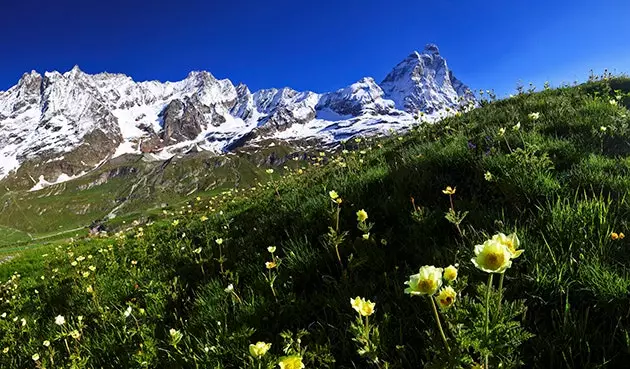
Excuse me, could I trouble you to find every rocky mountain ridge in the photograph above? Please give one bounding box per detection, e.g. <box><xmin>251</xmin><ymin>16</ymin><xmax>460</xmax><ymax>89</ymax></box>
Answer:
<box><xmin>0</xmin><ymin>44</ymin><xmax>476</xmax><ymax>189</ymax></box>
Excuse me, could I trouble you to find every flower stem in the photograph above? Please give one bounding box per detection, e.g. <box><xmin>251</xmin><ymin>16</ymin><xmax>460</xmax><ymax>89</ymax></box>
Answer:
<box><xmin>335</xmin><ymin>244</ymin><xmax>342</xmax><ymax>267</ymax></box>
<box><xmin>497</xmin><ymin>273</ymin><xmax>504</xmax><ymax>313</ymax></box>
<box><xmin>485</xmin><ymin>273</ymin><xmax>494</xmax><ymax>368</ymax></box>
<box><xmin>428</xmin><ymin>295</ymin><xmax>450</xmax><ymax>352</ymax></box>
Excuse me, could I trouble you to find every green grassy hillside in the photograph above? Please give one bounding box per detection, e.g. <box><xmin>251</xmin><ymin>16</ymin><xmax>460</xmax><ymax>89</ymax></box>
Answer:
<box><xmin>0</xmin><ymin>144</ymin><xmax>302</xmax><ymax>242</ymax></box>
<box><xmin>0</xmin><ymin>78</ymin><xmax>629</xmax><ymax>368</ymax></box>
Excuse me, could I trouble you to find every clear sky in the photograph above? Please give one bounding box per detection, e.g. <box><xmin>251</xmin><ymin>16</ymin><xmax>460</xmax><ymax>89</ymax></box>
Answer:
<box><xmin>1</xmin><ymin>0</ymin><xmax>629</xmax><ymax>97</ymax></box>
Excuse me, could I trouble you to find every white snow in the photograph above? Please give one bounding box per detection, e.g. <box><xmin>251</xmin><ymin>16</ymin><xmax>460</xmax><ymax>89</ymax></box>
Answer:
<box><xmin>28</xmin><ymin>172</ymin><xmax>87</xmax><ymax>192</ymax></box>
<box><xmin>0</xmin><ymin>45</ymin><xmax>476</xmax><ymax>183</ymax></box>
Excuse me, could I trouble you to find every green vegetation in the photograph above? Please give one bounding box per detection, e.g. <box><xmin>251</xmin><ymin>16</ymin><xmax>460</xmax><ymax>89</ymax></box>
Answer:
<box><xmin>0</xmin><ymin>78</ymin><xmax>629</xmax><ymax>368</ymax></box>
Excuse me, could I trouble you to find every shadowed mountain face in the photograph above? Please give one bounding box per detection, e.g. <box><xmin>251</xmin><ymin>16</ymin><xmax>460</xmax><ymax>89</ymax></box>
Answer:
<box><xmin>0</xmin><ymin>44</ymin><xmax>475</xmax><ymax>188</ymax></box>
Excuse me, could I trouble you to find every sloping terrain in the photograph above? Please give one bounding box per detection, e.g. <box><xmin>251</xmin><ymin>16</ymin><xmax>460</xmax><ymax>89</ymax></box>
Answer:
<box><xmin>0</xmin><ymin>78</ymin><xmax>628</xmax><ymax>368</ymax></box>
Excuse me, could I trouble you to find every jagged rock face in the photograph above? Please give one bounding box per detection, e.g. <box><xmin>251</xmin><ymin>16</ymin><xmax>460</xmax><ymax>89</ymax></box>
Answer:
<box><xmin>317</xmin><ymin>77</ymin><xmax>394</xmax><ymax>116</ymax></box>
<box><xmin>161</xmin><ymin>99</ymin><xmax>204</xmax><ymax>142</ymax></box>
<box><xmin>380</xmin><ymin>44</ymin><xmax>475</xmax><ymax>114</ymax></box>
<box><xmin>0</xmin><ymin>44</ymin><xmax>476</xmax><ymax>188</ymax></box>
<box><xmin>231</xmin><ymin>83</ymin><xmax>255</xmax><ymax>121</ymax></box>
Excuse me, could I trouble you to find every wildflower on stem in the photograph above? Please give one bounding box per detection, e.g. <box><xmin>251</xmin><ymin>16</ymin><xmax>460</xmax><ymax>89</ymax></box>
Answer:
<box><xmin>249</xmin><ymin>341</ymin><xmax>272</xmax><ymax>358</ymax></box>
<box><xmin>169</xmin><ymin>328</ymin><xmax>183</xmax><ymax>347</ymax></box>
<box><xmin>443</xmin><ymin>265</ymin><xmax>458</xmax><ymax>282</ymax></box>
<box><xmin>472</xmin><ymin>239</ymin><xmax>513</xmax><ymax>274</ymax></box>
<box><xmin>278</xmin><ymin>355</ymin><xmax>305</xmax><ymax>369</ymax></box>
<box><xmin>528</xmin><ymin>112</ymin><xmax>540</xmax><ymax>120</ymax></box>
<box><xmin>436</xmin><ymin>286</ymin><xmax>456</xmax><ymax>310</ymax></box>
<box><xmin>442</xmin><ymin>186</ymin><xmax>456</xmax><ymax>195</ymax></box>
<box><xmin>404</xmin><ymin>266</ymin><xmax>443</xmax><ymax>296</ymax></box>
<box><xmin>350</xmin><ymin>296</ymin><xmax>375</xmax><ymax>317</ymax></box>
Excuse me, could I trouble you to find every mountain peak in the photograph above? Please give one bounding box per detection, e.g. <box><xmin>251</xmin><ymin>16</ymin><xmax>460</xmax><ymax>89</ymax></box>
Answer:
<box><xmin>380</xmin><ymin>43</ymin><xmax>474</xmax><ymax>113</ymax></box>
<box><xmin>0</xmin><ymin>44</ymin><xmax>476</xmax><ymax>184</ymax></box>
<box><xmin>423</xmin><ymin>43</ymin><xmax>440</xmax><ymax>55</ymax></box>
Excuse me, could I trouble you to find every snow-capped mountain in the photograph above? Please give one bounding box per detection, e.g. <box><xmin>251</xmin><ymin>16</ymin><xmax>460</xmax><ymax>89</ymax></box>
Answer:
<box><xmin>0</xmin><ymin>44</ymin><xmax>475</xmax><ymax>187</ymax></box>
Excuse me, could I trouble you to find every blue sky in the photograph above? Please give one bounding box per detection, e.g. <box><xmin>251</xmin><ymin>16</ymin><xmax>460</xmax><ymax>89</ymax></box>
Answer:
<box><xmin>1</xmin><ymin>0</ymin><xmax>629</xmax><ymax>96</ymax></box>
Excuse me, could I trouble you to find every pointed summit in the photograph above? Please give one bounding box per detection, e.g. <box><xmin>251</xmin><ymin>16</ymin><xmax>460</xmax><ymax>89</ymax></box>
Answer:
<box><xmin>423</xmin><ymin>43</ymin><xmax>440</xmax><ymax>56</ymax></box>
<box><xmin>380</xmin><ymin>44</ymin><xmax>475</xmax><ymax>114</ymax></box>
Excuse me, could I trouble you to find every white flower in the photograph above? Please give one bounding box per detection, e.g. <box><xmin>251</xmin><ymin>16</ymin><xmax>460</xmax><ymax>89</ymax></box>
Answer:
<box><xmin>224</xmin><ymin>284</ymin><xmax>234</xmax><ymax>293</ymax></box>
<box><xmin>32</xmin><ymin>353</ymin><xmax>40</xmax><ymax>361</ymax></box>
<box><xmin>124</xmin><ymin>306</ymin><xmax>133</xmax><ymax>318</ymax></box>
<box><xmin>55</xmin><ymin>315</ymin><xmax>65</xmax><ymax>325</ymax></box>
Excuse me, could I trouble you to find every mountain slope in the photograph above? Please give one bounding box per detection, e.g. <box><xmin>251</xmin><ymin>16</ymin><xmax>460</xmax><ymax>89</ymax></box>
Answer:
<box><xmin>0</xmin><ymin>44</ymin><xmax>476</xmax><ymax>189</ymax></box>
<box><xmin>0</xmin><ymin>78</ymin><xmax>628</xmax><ymax>368</ymax></box>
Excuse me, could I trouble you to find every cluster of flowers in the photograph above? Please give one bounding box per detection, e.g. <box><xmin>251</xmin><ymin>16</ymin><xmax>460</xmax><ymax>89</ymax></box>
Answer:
<box><xmin>404</xmin><ymin>232</ymin><xmax>522</xmax><ymax>306</ymax></box>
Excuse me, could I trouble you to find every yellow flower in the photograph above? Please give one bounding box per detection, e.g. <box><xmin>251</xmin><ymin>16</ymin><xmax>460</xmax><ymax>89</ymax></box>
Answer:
<box><xmin>278</xmin><ymin>355</ymin><xmax>305</xmax><ymax>369</ymax></box>
<box><xmin>436</xmin><ymin>286</ymin><xmax>457</xmax><ymax>309</ymax></box>
<box><xmin>491</xmin><ymin>232</ymin><xmax>524</xmax><ymax>259</ymax></box>
<box><xmin>215</xmin><ymin>238</ymin><xmax>224</xmax><ymax>245</ymax></box>
<box><xmin>444</xmin><ymin>265</ymin><xmax>458</xmax><ymax>282</ymax></box>
<box><xmin>472</xmin><ymin>239</ymin><xmax>512</xmax><ymax>273</ymax></box>
<box><xmin>404</xmin><ymin>266</ymin><xmax>443</xmax><ymax>296</ymax></box>
<box><xmin>266</xmin><ymin>261</ymin><xmax>277</xmax><ymax>269</ymax></box>
<box><xmin>266</xmin><ymin>169</ymin><xmax>274</xmax><ymax>174</ymax></box>
<box><xmin>528</xmin><ymin>112</ymin><xmax>540</xmax><ymax>121</ymax></box>
<box><xmin>611</xmin><ymin>232</ymin><xmax>619</xmax><ymax>240</ymax></box>
<box><xmin>336</xmin><ymin>198</ymin><xmax>343</xmax><ymax>204</ymax></box>
<box><xmin>498</xmin><ymin>127</ymin><xmax>506</xmax><ymax>136</ymax></box>
<box><xmin>267</xmin><ymin>246</ymin><xmax>277</xmax><ymax>253</ymax></box>
<box><xmin>69</xmin><ymin>330</ymin><xmax>81</xmax><ymax>340</ymax></box>
<box><xmin>356</xmin><ymin>209</ymin><xmax>368</xmax><ymax>222</ymax></box>
<box><xmin>172</xmin><ymin>220</ymin><xmax>180</xmax><ymax>227</ymax></box>
<box><xmin>32</xmin><ymin>353</ymin><xmax>40</xmax><ymax>361</ymax></box>
<box><xmin>200</xmin><ymin>215</ymin><xmax>208</xmax><ymax>222</ymax></box>
<box><xmin>329</xmin><ymin>190</ymin><xmax>339</xmax><ymax>200</ymax></box>
<box><xmin>620</xmin><ymin>233</ymin><xmax>625</xmax><ymax>239</ymax></box>
<box><xmin>249</xmin><ymin>341</ymin><xmax>272</xmax><ymax>358</ymax></box>
<box><xmin>350</xmin><ymin>296</ymin><xmax>375</xmax><ymax>316</ymax></box>
<box><xmin>442</xmin><ymin>186</ymin><xmax>456</xmax><ymax>195</ymax></box>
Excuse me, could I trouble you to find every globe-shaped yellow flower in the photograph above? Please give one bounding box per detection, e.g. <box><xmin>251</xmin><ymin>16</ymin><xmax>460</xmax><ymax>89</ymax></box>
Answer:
<box><xmin>350</xmin><ymin>296</ymin><xmax>375</xmax><ymax>316</ymax></box>
<box><xmin>492</xmin><ymin>232</ymin><xmax>523</xmax><ymax>259</ymax></box>
<box><xmin>356</xmin><ymin>209</ymin><xmax>368</xmax><ymax>222</ymax></box>
<box><xmin>404</xmin><ymin>265</ymin><xmax>443</xmax><ymax>296</ymax></box>
<box><xmin>249</xmin><ymin>341</ymin><xmax>271</xmax><ymax>358</ymax></box>
<box><xmin>472</xmin><ymin>239</ymin><xmax>512</xmax><ymax>273</ymax></box>
<box><xmin>436</xmin><ymin>286</ymin><xmax>457</xmax><ymax>309</ymax></box>
<box><xmin>443</xmin><ymin>265</ymin><xmax>458</xmax><ymax>282</ymax></box>
<box><xmin>278</xmin><ymin>355</ymin><xmax>305</xmax><ymax>369</ymax></box>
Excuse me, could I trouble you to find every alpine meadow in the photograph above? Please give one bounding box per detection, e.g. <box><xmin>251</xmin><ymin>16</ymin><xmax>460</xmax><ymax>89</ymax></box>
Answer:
<box><xmin>0</xmin><ymin>73</ymin><xmax>629</xmax><ymax>368</ymax></box>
